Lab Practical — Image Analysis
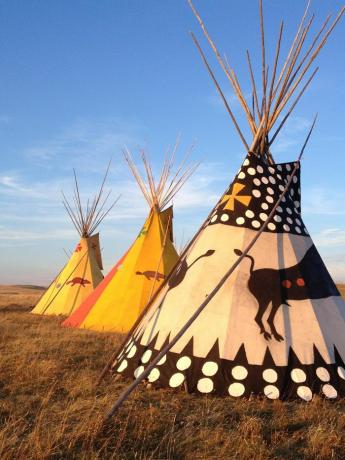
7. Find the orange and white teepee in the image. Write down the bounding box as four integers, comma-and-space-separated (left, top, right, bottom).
32, 165, 118, 316
63, 146, 197, 333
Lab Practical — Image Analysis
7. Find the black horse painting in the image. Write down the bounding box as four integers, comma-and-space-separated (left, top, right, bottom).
235, 245, 339, 341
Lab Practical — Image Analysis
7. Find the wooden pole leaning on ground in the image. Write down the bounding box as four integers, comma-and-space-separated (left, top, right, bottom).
103, 116, 317, 420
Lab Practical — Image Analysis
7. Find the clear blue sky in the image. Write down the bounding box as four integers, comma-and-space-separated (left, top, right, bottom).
1, 0, 344, 285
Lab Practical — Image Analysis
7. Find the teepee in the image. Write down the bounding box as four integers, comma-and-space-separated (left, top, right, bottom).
63, 146, 197, 333
105, 0, 345, 407
32, 165, 117, 316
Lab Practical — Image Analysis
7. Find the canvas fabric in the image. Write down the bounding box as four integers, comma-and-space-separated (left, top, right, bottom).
32, 233, 104, 316
113, 154, 345, 401
63, 206, 179, 333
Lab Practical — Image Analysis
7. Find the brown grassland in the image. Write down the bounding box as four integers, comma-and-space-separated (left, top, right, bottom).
1, 284, 345, 459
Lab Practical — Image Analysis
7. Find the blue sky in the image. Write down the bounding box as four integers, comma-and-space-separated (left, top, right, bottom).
0, 0, 344, 285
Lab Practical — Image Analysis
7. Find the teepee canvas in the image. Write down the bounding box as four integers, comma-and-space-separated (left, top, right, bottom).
63, 147, 197, 333
32, 166, 117, 316
106, 1, 345, 404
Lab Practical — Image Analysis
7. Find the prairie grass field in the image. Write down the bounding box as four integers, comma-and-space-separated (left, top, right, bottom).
1, 284, 345, 459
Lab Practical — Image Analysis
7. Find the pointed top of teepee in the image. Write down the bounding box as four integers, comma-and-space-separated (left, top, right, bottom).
123, 138, 198, 212
189, 0, 344, 164
62, 161, 120, 238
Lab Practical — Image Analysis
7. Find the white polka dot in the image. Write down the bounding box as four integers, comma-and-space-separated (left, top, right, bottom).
297, 386, 313, 401
243, 158, 250, 166
269, 176, 276, 184
232, 365, 248, 380
286, 164, 292, 171
295, 226, 302, 234
277, 206, 283, 213
337, 366, 345, 379
281, 196, 286, 202
293, 176, 298, 183
157, 355, 167, 365
259, 213, 268, 221
210, 215, 218, 223
238, 172, 246, 179
295, 218, 302, 226
274, 215, 282, 223
134, 366, 145, 378
286, 208, 292, 215
267, 187, 274, 195
248, 167, 256, 175
127, 345, 137, 358
291, 368, 306, 383
264, 385, 280, 399
279, 185, 285, 192
197, 378, 214, 393
290, 189, 295, 197
266, 196, 274, 203
263, 369, 278, 383
322, 384, 337, 399
176, 356, 192, 371
252, 189, 261, 198
268, 222, 276, 231
261, 177, 269, 184
253, 178, 261, 186
117, 360, 128, 373
261, 203, 269, 210
169, 373, 185, 388
148, 368, 160, 382
202, 361, 218, 376
294, 201, 300, 208
316, 367, 330, 382
236, 217, 245, 225
283, 224, 290, 232
141, 350, 152, 363
268, 167, 275, 174
251, 220, 260, 228
277, 165, 283, 171
287, 217, 293, 224
257, 165, 264, 173
220, 214, 229, 222
245, 210, 254, 218
277, 174, 282, 180
228, 382, 245, 397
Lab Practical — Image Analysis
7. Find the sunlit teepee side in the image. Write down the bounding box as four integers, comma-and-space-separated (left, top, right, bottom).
32, 164, 118, 316
63, 144, 197, 333
106, 0, 345, 407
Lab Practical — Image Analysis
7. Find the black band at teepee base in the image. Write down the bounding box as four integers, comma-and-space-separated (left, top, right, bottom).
104, 117, 316, 419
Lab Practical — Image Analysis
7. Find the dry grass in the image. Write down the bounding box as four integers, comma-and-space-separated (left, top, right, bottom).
1, 284, 345, 459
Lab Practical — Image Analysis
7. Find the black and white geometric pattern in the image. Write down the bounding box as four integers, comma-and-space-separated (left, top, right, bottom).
208, 154, 308, 236
114, 335, 345, 401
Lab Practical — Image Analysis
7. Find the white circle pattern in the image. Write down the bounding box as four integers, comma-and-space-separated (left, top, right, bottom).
176, 356, 192, 371
197, 378, 214, 393
169, 373, 185, 388
228, 382, 245, 397
264, 385, 280, 399
231, 365, 248, 380
316, 367, 330, 382
202, 361, 218, 376
291, 368, 306, 383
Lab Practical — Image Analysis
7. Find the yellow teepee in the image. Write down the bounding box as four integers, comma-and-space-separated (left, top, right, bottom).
32, 165, 118, 316
63, 146, 197, 333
